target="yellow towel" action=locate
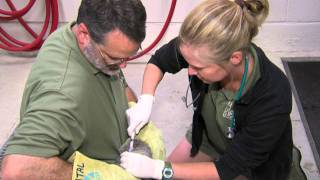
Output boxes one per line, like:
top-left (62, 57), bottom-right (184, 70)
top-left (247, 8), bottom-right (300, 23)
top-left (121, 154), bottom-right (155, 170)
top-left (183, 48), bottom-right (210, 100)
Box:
top-left (70, 121), bottom-right (166, 180)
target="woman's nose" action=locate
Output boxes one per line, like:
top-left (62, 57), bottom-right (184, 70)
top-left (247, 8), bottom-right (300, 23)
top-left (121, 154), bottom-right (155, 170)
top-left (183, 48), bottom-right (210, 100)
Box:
top-left (188, 66), bottom-right (197, 76)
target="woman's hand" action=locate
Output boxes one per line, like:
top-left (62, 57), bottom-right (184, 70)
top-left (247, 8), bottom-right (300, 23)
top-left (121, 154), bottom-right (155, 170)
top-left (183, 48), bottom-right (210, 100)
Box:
top-left (120, 151), bottom-right (164, 179)
top-left (126, 94), bottom-right (154, 137)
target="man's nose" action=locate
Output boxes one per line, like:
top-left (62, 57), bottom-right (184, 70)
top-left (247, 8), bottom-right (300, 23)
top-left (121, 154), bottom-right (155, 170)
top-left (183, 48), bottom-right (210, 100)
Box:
top-left (188, 66), bottom-right (197, 76)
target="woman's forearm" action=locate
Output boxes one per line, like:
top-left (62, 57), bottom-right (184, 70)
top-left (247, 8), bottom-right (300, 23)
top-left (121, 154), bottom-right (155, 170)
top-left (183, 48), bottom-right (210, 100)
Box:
top-left (172, 162), bottom-right (220, 180)
top-left (141, 63), bottom-right (164, 95)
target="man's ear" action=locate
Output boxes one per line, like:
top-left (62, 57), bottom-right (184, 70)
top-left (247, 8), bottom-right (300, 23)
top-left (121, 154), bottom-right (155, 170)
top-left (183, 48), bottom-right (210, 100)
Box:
top-left (76, 23), bottom-right (90, 46)
top-left (230, 51), bottom-right (243, 66)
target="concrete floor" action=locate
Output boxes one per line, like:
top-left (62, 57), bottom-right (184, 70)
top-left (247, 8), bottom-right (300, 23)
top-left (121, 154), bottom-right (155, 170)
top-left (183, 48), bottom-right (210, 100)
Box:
top-left (0, 52), bottom-right (320, 179)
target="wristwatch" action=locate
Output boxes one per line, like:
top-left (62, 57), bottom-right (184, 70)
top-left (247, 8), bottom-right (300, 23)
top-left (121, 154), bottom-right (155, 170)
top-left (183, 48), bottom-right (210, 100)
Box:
top-left (162, 161), bottom-right (174, 180)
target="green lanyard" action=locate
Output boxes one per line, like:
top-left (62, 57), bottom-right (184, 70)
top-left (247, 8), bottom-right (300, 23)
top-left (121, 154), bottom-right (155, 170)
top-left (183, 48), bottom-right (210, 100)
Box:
top-left (227, 54), bottom-right (249, 139)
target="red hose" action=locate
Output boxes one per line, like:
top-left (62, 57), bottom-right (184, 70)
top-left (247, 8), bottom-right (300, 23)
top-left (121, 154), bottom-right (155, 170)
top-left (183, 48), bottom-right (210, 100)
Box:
top-left (0, 0), bottom-right (59, 52)
top-left (127, 0), bottom-right (177, 61)
top-left (0, 0), bottom-right (175, 57)
top-left (0, 0), bottom-right (35, 20)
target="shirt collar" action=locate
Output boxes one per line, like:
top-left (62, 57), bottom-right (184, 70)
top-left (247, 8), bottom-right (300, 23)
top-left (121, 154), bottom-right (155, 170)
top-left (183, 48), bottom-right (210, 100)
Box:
top-left (62, 21), bottom-right (100, 75)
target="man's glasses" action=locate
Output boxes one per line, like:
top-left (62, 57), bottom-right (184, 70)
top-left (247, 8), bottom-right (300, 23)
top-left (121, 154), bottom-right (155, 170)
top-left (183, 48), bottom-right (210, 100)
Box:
top-left (95, 45), bottom-right (127, 69)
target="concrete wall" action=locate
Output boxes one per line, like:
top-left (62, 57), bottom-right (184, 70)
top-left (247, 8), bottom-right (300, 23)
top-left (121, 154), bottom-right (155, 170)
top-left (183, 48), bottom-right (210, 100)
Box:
top-left (1, 2), bottom-right (320, 178)
top-left (1, 0), bottom-right (320, 56)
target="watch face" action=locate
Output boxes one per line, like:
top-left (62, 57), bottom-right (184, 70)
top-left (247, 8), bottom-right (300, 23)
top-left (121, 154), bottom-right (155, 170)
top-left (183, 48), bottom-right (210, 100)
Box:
top-left (163, 167), bottom-right (174, 178)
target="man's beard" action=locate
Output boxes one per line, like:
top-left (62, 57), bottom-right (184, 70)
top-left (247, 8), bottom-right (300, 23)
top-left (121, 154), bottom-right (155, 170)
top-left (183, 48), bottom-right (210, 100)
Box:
top-left (82, 42), bottom-right (120, 76)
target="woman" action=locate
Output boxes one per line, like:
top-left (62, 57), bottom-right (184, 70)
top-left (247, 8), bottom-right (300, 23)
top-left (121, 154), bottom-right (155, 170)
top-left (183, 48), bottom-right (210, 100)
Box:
top-left (121, 0), bottom-right (306, 179)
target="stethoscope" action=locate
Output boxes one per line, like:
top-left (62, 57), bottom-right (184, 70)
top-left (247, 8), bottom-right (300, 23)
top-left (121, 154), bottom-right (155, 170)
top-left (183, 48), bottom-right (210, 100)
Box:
top-left (226, 54), bottom-right (249, 139)
top-left (181, 76), bottom-right (200, 110)
top-left (181, 55), bottom-right (249, 139)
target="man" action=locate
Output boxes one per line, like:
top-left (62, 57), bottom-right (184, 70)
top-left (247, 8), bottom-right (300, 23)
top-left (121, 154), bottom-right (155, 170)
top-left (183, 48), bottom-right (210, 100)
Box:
top-left (1, 0), bottom-right (146, 179)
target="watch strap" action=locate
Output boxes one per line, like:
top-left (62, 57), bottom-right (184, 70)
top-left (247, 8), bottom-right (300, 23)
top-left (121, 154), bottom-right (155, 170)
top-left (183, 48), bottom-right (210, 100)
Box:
top-left (162, 161), bottom-right (174, 180)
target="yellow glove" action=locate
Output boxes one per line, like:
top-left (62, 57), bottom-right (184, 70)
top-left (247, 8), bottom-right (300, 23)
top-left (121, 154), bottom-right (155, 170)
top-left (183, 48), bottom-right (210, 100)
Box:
top-left (71, 151), bottom-right (138, 180)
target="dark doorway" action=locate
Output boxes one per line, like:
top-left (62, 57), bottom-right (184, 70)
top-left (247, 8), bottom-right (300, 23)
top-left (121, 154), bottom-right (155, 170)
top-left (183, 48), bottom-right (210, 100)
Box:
top-left (282, 57), bottom-right (320, 171)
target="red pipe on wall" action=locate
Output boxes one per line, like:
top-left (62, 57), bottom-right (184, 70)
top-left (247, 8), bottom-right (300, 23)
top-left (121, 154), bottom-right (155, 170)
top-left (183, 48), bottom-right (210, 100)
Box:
top-left (0, 0), bottom-right (176, 60)
top-left (0, 0), bottom-right (35, 20)
top-left (127, 0), bottom-right (177, 61)
top-left (0, 0), bottom-right (59, 52)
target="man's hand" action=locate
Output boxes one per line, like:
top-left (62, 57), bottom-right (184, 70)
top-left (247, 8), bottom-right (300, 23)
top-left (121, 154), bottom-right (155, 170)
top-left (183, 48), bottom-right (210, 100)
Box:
top-left (120, 151), bottom-right (164, 179)
top-left (126, 94), bottom-right (154, 137)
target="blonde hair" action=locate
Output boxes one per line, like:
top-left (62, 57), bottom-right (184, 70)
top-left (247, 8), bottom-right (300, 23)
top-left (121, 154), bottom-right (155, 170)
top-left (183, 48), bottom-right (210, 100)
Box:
top-left (179, 0), bottom-right (269, 64)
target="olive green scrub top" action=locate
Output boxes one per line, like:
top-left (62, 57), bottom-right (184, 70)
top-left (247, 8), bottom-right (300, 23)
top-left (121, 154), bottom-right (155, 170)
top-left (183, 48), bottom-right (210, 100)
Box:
top-left (5, 22), bottom-right (129, 164)
top-left (187, 47), bottom-right (261, 158)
